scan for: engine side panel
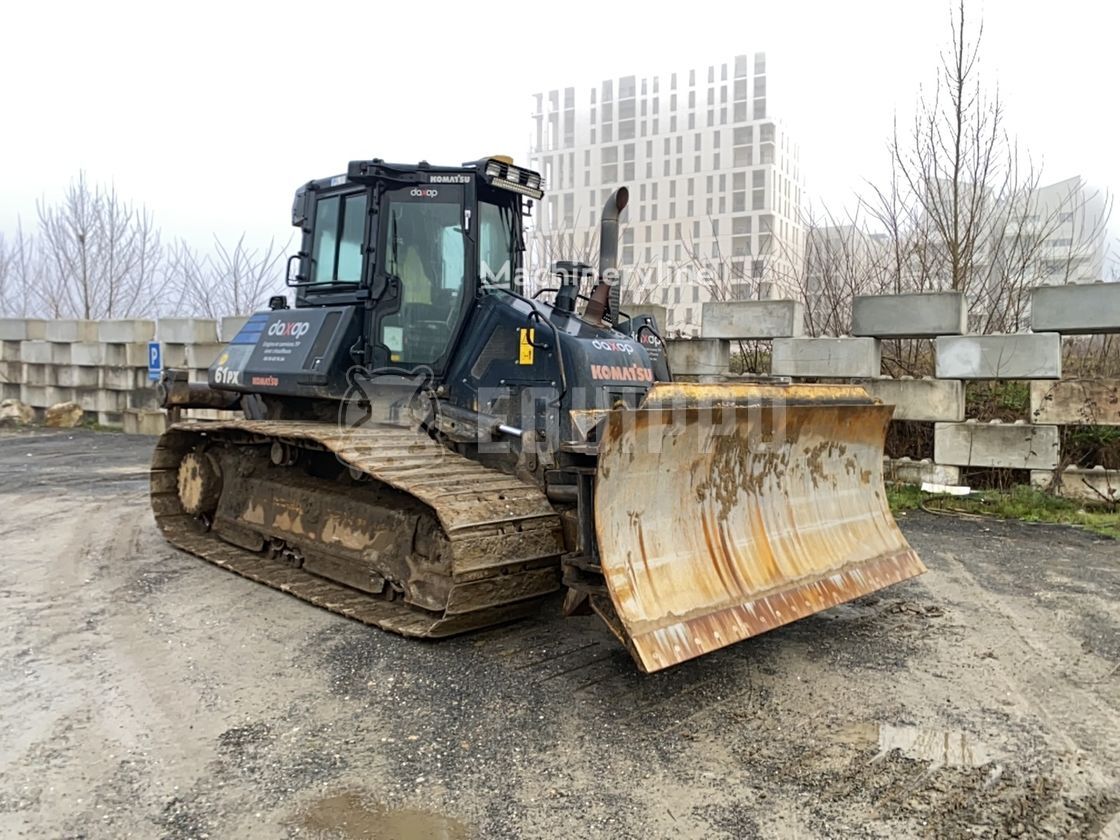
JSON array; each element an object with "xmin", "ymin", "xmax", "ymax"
[{"xmin": 209, "ymin": 307, "xmax": 361, "ymax": 398}]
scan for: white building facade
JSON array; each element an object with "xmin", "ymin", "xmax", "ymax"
[
  {"xmin": 1026, "ymin": 176, "xmax": 1110, "ymax": 285},
  {"xmin": 528, "ymin": 54, "xmax": 804, "ymax": 335}
]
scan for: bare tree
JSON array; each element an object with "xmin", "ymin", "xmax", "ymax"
[
  {"xmin": 0, "ymin": 222, "xmax": 49, "ymax": 318},
  {"xmin": 873, "ymin": 2, "xmax": 1111, "ymax": 333},
  {"xmin": 168, "ymin": 235, "xmax": 287, "ymax": 318},
  {"xmin": 35, "ymin": 173, "xmax": 164, "ymax": 319},
  {"xmin": 0, "ymin": 234, "xmax": 12, "ymax": 316}
]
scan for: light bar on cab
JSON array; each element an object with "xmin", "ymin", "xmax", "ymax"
[{"xmin": 484, "ymin": 158, "xmax": 544, "ymax": 199}]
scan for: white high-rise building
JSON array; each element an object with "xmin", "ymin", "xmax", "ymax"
[
  {"xmin": 528, "ymin": 54, "xmax": 804, "ymax": 334},
  {"xmin": 1025, "ymin": 176, "xmax": 1110, "ymax": 285}
]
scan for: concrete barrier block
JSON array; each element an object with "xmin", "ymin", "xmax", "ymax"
[
  {"xmin": 19, "ymin": 341, "xmax": 54, "ymax": 365},
  {"xmin": 100, "ymin": 367, "xmax": 145, "ymax": 391},
  {"xmin": 771, "ymin": 338, "xmax": 881, "ymax": 378},
  {"xmin": 160, "ymin": 344, "xmax": 188, "ymax": 368},
  {"xmin": 22, "ymin": 363, "xmax": 56, "ymax": 387},
  {"xmin": 853, "ymin": 292, "xmax": 967, "ymax": 338},
  {"xmin": 103, "ymin": 343, "xmax": 151, "ymax": 367},
  {"xmin": 1031, "ymin": 283, "xmax": 1120, "ymax": 335},
  {"xmin": 19, "ymin": 384, "xmax": 50, "ymax": 408},
  {"xmin": 665, "ymin": 339, "xmax": 729, "ymax": 376},
  {"xmin": 70, "ymin": 342, "xmax": 107, "ymax": 367},
  {"xmin": 98, "ymin": 319, "xmax": 156, "ymax": 343},
  {"xmin": 701, "ymin": 300, "xmax": 804, "ymax": 340},
  {"xmin": 71, "ymin": 388, "xmax": 97, "ymax": 412},
  {"xmin": 123, "ymin": 408, "xmax": 167, "ymax": 436},
  {"xmin": 127, "ymin": 388, "xmax": 160, "ymax": 410},
  {"xmin": 1, "ymin": 341, "xmax": 22, "ymax": 361},
  {"xmin": 97, "ymin": 411, "xmax": 124, "ymax": 429},
  {"xmin": 1031, "ymin": 466, "xmax": 1120, "ymax": 504},
  {"xmin": 1030, "ymin": 379, "xmax": 1120, "ymax": 426},
  {"xmin": 44, "ymin": 320, "xmax": 98, "ymax": 343},
  {"xmin": 51, "ymin": 343, "xmax": 71, "ymax": 365},
  {"xmin": 860, "ymin": 377, "xmax": 965, "ymax": 422},
  {"xmin": 185, "ymin": 343, "xmax": 226, "ymax": 369},
  {"xmin": 935, "ymin": 334, "xmax": 1061, "ymax": 380},
  {"xmin": 884, "ymin": 457, "xmax": 962, "ymax": 487},
  {"xmin": 40, "ymin": 386, "xmax": 75, "ymax": 407},
  {"xmin": 1, "ymin": 383, "xmax": 20, "ymax": 401},
  {"xmin": 219, "ymin": 315, "xmax": 251, "ymax": 341},
  {"xmin": 0, "ymin": 319, "xmax": 46, "ymax": 341},
  {"xmin": 56, "ymin": 365, "xmax": 100, "ymax": 389},
  {"xmin": 72, "ymin": 388, "xmax": 128, "ymax": 413},
  {"xmin": 157, "ymin": 318, "xmax": 218, "ymax": 344},
  {"xmin": 934, "ymin": 420, "xmax": 1060, "ymax": 469},
  {"xmin": 0, "ymin": 360, "xmax": 22, "ymax": 383}
]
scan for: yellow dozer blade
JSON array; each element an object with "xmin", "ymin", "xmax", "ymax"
[{"xmin": 592, "ymin": 382, "xmax": 925, "ymax": 672}]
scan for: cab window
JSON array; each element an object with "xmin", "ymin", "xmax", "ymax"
[
  {"xmin": 478, "ymin": 195, "xmax": 520, "ymax": 291},
  {"xmin": 377, "ymin": 186, "xmax": 466, "ymax": 366},
  {"xmin": 311, "ymin": 191, "xmax": 368, "ymax": 284}
]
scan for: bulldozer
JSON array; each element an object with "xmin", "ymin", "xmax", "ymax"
[{"xmin": 151, "ymin": 155, "xmax": 924, "ymax": 672}]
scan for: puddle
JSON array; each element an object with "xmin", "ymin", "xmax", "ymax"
[
  {"xmin": 300, "ymin": 792, "xmax": 470, "ymax": 840},
  {"xmin": 873, "ymin": 724, "xmax": 995, "ymax": 768},
  {"xmin": 834, "ymin": 722, "xmax": 996, "ymax": 768}
]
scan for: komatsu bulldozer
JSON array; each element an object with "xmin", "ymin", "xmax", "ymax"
[{"xmin": 151, "ymin": 155, "xmax": 924, "ymax": 672}]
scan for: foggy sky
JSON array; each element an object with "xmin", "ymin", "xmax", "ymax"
[{"xmin": 3, "ymin": 0, "xmax": 1117, "ymax": 260}]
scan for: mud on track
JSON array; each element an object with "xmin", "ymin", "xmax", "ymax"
[{"xmin": 0, "ymin": 429, "xmax": 1118, "ymax": 839}]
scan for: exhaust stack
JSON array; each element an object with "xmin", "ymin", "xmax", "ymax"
[{"xmin": 585, "ymin": 187, "xmax": 629, "ymax": 324}]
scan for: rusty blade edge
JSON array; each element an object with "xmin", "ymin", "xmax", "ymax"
[{"xmin": 630, "ymin": 548, "xmax": 926, "ymax": 673}]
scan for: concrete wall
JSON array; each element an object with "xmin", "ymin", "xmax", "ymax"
[
  {"xmin": 1030, "ymin": 379, "xmax": 1120, "ymax": 426},
  {"xmin": 935, "ymin": 334, "xmax": 1062, "ymax": 380},
  {"xmin": 701, "ymin": 300, "xmax": 804, "ymax": 340},
  {"xmin": 0, "ymin": 317, "xmax": 227, "ymax": 432},
  {"xmin": 1031, "ymin": 283, "xmax": 1120, "ymax": 335},
  {"xmin": 934, "ymin": 421, "xmax": 1060, "ymax": 470},
  {"xmin": 1, "ymin": 303, "xmax": 1117, "ymax": 492},
  {"xmin": 853, "ymin": 292, "xmax": 967, "ymax": 338},
  {"xmin": 1031, "ymin": 467, "xmax": 1120, "ymax": 504},
  {"xmin": 884, "ymin": 458, "xmax": 962, "ymax": 487},
  {"xmin": 859, "ymin": 377, "xmax": 965, "ymax": 422},
  {"xmin": 772, "ymin": 338, "xmax": 880, "ymax": 378},
  {"xmin": 665, "ymin": 339, "xmax": 729, "ymax": 376}
]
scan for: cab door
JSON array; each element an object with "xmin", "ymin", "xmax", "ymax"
[
  {"xmin": 295, "ymin": 187, "xmax": 370, "ymax": 307},
  {"xmin": 369, "ymin": 183, "xmax": 470, "ymax": 372}
]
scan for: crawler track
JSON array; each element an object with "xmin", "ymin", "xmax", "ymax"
[{"xmin": 150, "ymin": 420, "xmax": 564, "ymax": 636}]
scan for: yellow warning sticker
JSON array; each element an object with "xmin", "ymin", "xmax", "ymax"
[{"xmin": 518, "ymin": 328, "xmax": 535, "ymax": 365}]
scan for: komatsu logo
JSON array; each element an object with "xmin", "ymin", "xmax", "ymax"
[
  {"xmin": 267, "ymin": 321, "xmax": 311, "ymax": 339},
  {"xmin": 429, "ymin": 174, "xmax": 470, "ymax": 184}
]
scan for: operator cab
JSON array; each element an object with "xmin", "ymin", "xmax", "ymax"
[{"xmin": 286, "ymin": 157, "xmax": 540, "ymax": 374}]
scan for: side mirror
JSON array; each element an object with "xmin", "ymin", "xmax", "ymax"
[{"xmin": 285, "ymin": 253, "xmax": 311, "ymax": 287}]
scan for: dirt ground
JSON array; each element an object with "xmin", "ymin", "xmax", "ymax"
[{"xmin": 1, "ymin": 429, "xmax": 1118, "ymax": 840}]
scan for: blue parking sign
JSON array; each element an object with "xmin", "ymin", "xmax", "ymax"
[{"xmin": 147, "ymin": 342, "xmax": 162, "ymax": 381}]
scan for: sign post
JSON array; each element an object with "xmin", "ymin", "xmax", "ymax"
[{"xmin": 147, "ymin": 342, "xmax": 162, "ymax": 382}]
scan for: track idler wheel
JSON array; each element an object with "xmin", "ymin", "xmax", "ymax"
[{"xmin": 177, "ymin": 451, "xmax": 223, "ymax": 516}]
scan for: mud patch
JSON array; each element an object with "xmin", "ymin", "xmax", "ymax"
[
  {"xmin": 1074, "ymin": 606, "xmax": 1120, "ymax": 667},
  {"xmin": 732, "ymin": 723, "xmax": 1120, "ymax": 838},
  {"xmin": 299, "ymin": 791, "xmax": 470, "ymax": 839}
]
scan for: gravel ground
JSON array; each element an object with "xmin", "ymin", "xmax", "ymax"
[{"xmin": 0, "ymin": 428, "xmax": 1118, "ymax": 839}]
